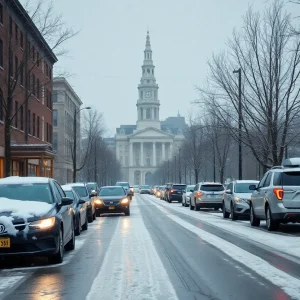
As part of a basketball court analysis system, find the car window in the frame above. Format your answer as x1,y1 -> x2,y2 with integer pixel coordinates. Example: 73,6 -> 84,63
173,185 -> 186,190
52,183 -> 63,203
258,172 -> 269,188
72,186 -> 88,197
65,191 -> 74,200
273,172 -> 282,186
194,184 -> 199,191
227,183 -> 233,192
54,182 -> 65,198
99,187 -> 126,196
281,172 -> 300,186
200,184 -> 224,191
186,185 -> 194,192
234,182 -> 257,193
140,185 -> 150,189
263,173 -> 272,187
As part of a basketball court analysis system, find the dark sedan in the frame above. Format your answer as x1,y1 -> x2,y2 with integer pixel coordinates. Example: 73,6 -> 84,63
65,183 -> 96,223
96,186 -> 130,216
0,177 -> 75,264
62,185 -> 89,235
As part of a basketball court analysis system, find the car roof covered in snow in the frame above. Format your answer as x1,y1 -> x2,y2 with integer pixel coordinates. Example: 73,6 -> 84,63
64,182 -> 87,187
0,176 -> 50,184
61,185 -> 74,191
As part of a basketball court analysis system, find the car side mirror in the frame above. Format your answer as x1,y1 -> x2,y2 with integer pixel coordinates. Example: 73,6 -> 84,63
225,189 -> 232,194
78,199 -> 86,204
249,185 -> 257,191
61,197 -> 73,206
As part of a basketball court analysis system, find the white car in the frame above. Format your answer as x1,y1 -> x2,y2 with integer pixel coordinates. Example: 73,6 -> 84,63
182,185 -> 195,207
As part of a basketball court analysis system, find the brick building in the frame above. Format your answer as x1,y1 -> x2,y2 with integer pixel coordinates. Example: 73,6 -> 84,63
0,0 -> 57,177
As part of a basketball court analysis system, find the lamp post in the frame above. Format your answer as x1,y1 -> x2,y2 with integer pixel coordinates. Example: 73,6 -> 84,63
72,106 -> 91,183
233,67 -> 242,180
174,155 -> 177,183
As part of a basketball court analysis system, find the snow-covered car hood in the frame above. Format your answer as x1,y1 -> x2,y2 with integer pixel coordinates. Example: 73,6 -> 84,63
233,193 -> 253,200
100,195 -> 127,201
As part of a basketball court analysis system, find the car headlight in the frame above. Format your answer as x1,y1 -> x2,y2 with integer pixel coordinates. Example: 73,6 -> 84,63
29,217 -> 56,229
234,197 -> 248,203
95,199 -> 103,205
121,198 -> 129,204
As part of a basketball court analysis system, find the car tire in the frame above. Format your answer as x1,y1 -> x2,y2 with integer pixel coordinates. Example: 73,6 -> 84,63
124,208 -> 130,216
250,205 -> 260,227
190,199 -> 194,210
65,224 -> 75,251
88,208 -> 93,223
82,215 -> 88,231
93,211 -> 96,221
266,205 -> 279,231
223,202 -> 230,219
231,203 -> 238,221
75,215 -> 81,236
48,228 -> 64,264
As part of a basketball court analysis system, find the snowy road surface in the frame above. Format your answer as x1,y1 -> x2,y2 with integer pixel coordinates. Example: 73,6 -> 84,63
1,194 -> 300,300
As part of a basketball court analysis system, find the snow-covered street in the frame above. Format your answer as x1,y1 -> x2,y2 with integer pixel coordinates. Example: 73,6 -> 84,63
1,194 -> 300,300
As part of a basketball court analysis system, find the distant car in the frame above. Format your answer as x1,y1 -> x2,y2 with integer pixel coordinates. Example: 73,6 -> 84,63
182,185 -> 195,207
164,183 -> 173,201
250,158 -> 300,231
155,187 -> 163,198
223,180 -> 259,220
96,186 -> 130,216
62,185 -> 89,235
140,185 -> 151,194
133,185 -> 140,193
0,177 -> 75,264
65,183 -> 96,223
190,182 -> 225,211
86,182 -> 100,194
166,184 -> 186,203
116,181 -> 133,199
159,185 -> 166,200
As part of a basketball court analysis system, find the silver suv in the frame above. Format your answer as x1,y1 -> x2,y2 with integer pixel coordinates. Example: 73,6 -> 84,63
223,180 -> 259,220
190,182 -> 224,211
250,158 -> 300,231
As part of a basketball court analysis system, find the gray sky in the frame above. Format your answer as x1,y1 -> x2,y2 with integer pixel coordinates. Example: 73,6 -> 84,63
53,0 -> 299,136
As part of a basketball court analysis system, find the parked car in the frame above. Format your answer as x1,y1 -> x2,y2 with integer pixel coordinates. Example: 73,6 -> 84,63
182,185 -> 195,207
249,158 -> 300,231
116,182 -> 133,199
166,184 -> 186,203
140,185 -> 151,194
190,182 -> 224,211
65,183 -> 96,223
62,185 -> 89,235
96,186 -> 130,216
164,183 -> 173,201
0,177 -> 75,264
223,180 -> 259,220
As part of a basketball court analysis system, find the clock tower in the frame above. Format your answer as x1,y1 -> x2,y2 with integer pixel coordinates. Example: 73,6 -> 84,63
136,31 -> 160,130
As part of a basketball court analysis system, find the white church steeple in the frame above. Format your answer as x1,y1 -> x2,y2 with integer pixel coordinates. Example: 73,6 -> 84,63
136,31 -> 160,130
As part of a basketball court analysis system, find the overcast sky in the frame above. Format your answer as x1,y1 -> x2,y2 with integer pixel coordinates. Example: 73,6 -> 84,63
52,0 -> 299,136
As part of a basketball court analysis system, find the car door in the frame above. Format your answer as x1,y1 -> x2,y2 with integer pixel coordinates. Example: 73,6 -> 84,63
192,184 -> 199,206
224,183 -> 233,211
53,182 -> 73,243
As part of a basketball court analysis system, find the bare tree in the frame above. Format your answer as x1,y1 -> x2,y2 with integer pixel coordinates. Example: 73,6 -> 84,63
200,0 -> 300,169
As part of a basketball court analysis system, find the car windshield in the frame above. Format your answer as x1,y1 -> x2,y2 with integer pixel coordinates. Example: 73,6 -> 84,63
72,186 -> 88,197
140,185 -> 150,189
0,183 -> 52,203
234,183 -> 258,193
200,184 -> 224,192
173,185 -> 186,190
99,187 -> 125,196
186,185 -> 195,192
116,182 -> 129,188
281,172 -> 300,186
87,183 -> 97,192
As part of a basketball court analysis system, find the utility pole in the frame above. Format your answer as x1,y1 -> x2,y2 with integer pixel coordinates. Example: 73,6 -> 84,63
233,68 -> 242,180
174,155 -> 177,183
213,143 -> 216,182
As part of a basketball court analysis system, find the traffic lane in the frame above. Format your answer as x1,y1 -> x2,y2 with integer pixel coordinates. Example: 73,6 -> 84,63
4,216 -> 120,300
137,195 -> 286,300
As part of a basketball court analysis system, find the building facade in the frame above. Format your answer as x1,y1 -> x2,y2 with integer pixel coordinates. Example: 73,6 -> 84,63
115,32 -> 185,185
53,77 -> 82,185
0,0 -> 57,177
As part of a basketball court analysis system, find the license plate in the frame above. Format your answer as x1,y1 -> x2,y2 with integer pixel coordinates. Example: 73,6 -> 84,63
208,195 -> 215,198
109,206 -> 115,210
0,238 -> 10,248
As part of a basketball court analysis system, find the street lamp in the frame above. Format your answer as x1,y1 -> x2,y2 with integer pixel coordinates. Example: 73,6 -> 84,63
233,68 -> 242,180
72,106 -> 91,183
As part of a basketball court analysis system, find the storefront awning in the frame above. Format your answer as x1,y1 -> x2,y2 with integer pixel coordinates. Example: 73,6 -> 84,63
10,144 -> 56,159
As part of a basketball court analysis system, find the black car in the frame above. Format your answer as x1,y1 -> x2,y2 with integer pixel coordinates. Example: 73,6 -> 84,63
116,181 -> 133,199
0,177 -> 75,264
65,183 -> 96,223
97,186 -> 130,216
62,185 -> 89,235
167,184 -> 187,203
140,185 -> 151,194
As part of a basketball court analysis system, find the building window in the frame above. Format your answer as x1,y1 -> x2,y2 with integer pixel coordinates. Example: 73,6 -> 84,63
32,74 -> 35,96
37,116 -> 40,138
9,17 -> 12,35
140,91 -> 143,99
15,56 -> 18,79
52,91 -> 58,103
0,3 -> 3,24
0,39 -> 3,68
28,110 -> 31,134
146,108 -> 151,119
53,132 -> 58,151
32,113 -> 36,136
20,105 -> 23,130
20,31 -> 23,48
53,110 -> 58,126
37,79 -> 40,99
0,89 -> 3,122
15,101 -> 18,128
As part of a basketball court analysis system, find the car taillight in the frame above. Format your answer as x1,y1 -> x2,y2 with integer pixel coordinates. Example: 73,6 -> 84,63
273,188 -> 284,200
196,191 -> 202,198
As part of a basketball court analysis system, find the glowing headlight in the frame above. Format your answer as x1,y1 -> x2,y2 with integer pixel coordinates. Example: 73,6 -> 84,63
121,198 -> 129,204
29,217 -> 55,229
95,199 -> 103,204
234,197 -> 248,203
